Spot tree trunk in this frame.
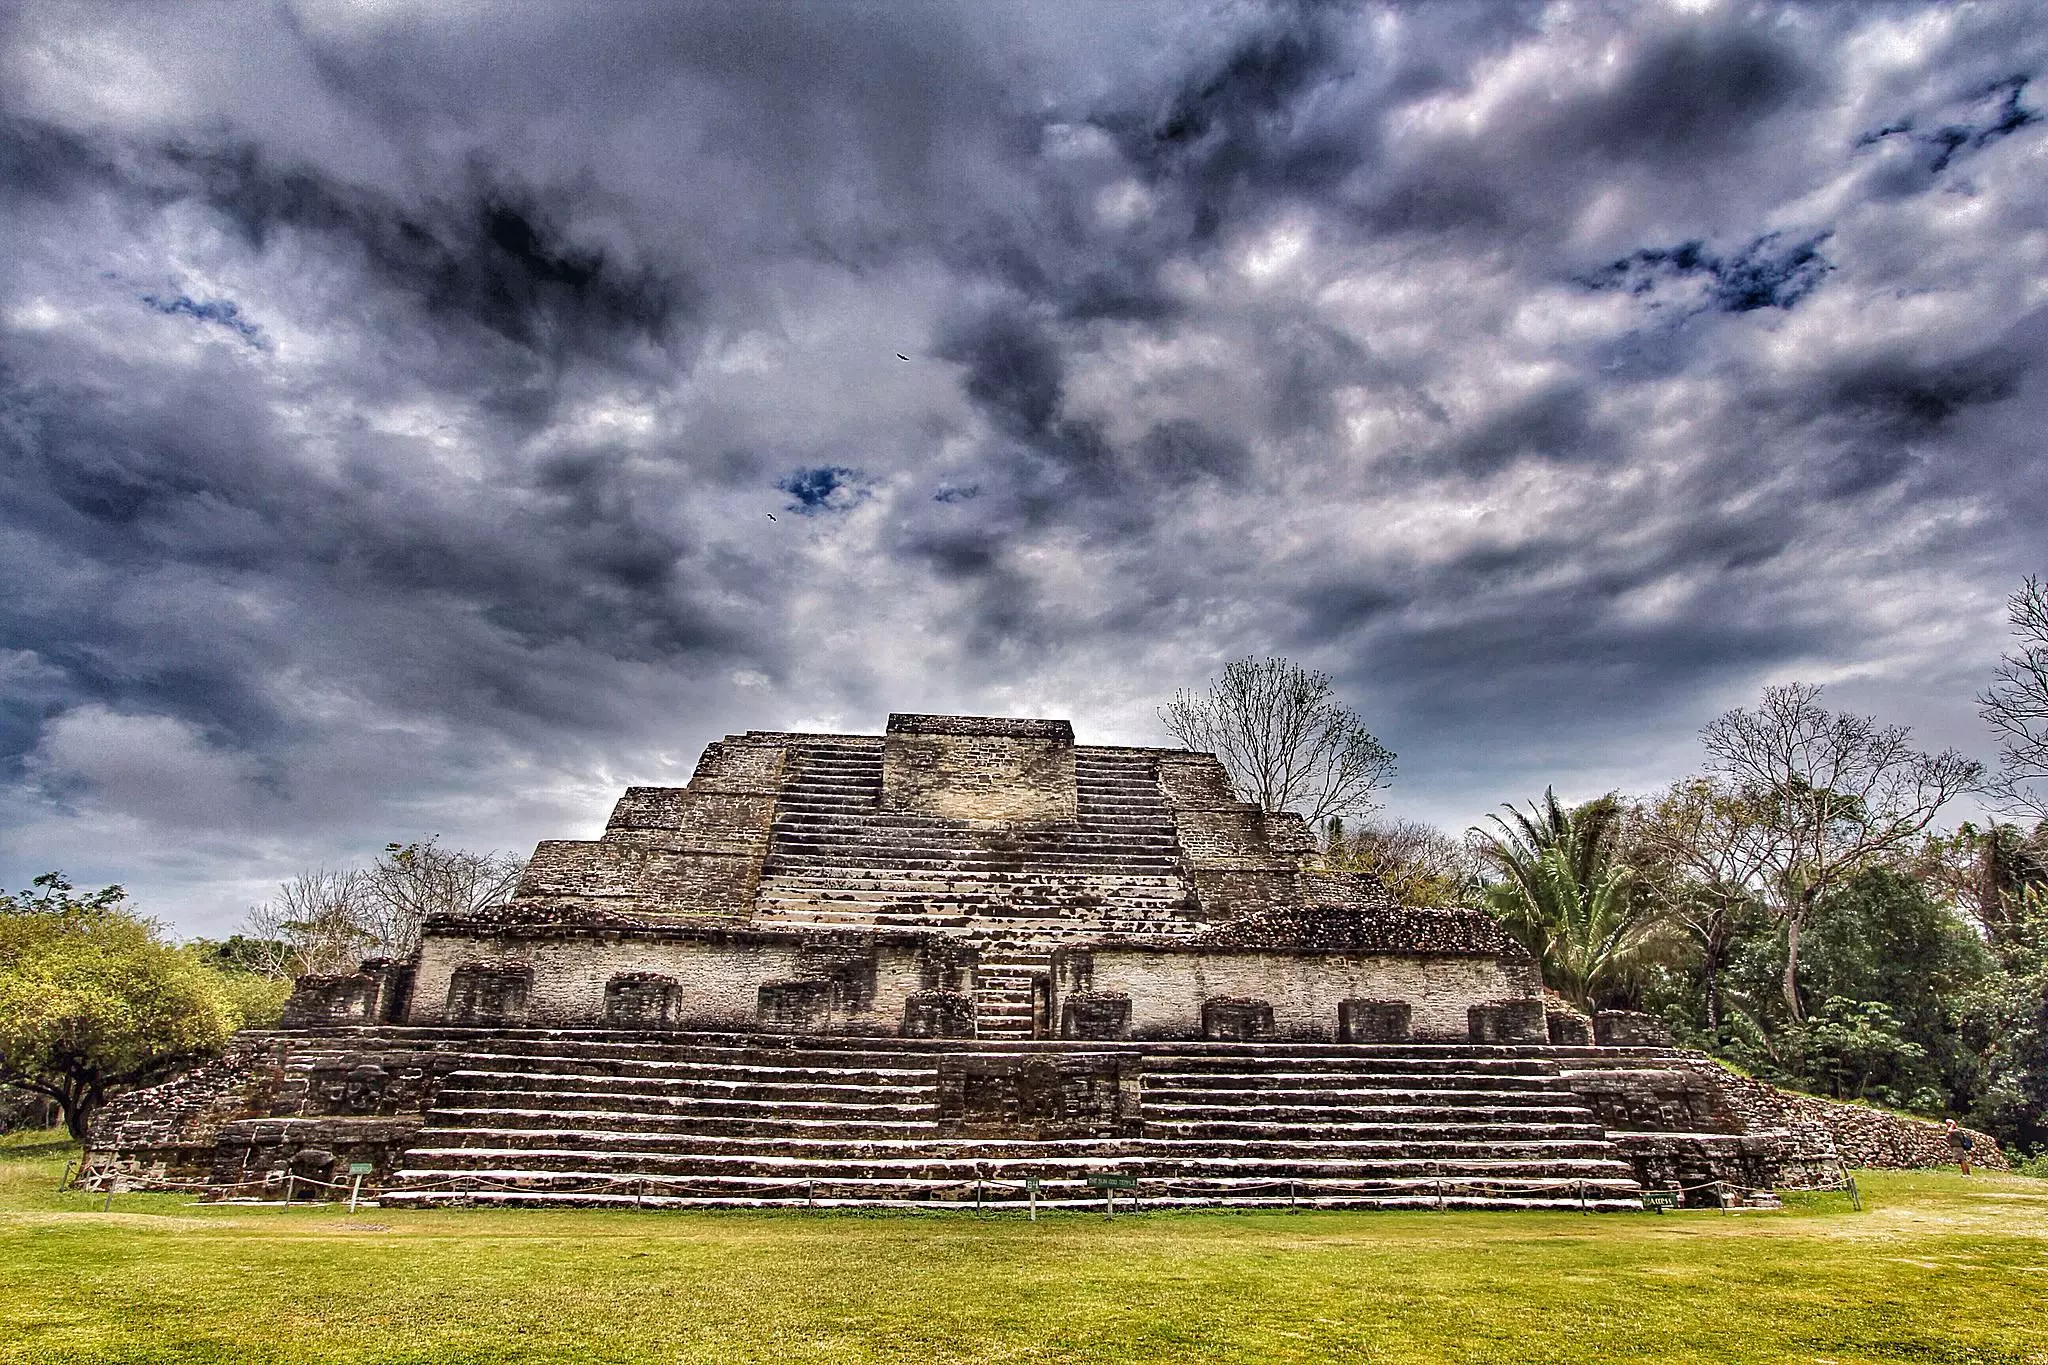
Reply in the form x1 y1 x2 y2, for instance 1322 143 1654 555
1782 914 1804 1022
64 1101 90 1142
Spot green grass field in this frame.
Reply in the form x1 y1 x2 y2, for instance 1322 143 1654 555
2 1130 2042 1364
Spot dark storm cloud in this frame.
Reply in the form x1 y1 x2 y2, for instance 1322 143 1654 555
1547 22 1820 164
1 0 2046 926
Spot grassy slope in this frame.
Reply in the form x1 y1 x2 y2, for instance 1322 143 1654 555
1 1130 2042 1365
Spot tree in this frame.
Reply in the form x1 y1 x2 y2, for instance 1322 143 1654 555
1323 817 1481 908
363 840 524 959
243 868 376 978
1700 684 1981 1020
1908 821 2048 948
0 875 242 1138
1980 575 2048 819
1472 790 1657 1012
1161 656 1395 824
241 840 525 978
1632 779 1781 1033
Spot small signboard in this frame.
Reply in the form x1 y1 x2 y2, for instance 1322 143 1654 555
348 1162 374 1176
1641 1190 1683 1213
1086 1174 1137 1190
1023 1177 1041 1194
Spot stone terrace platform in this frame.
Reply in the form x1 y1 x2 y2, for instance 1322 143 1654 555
87 1025 1833 1212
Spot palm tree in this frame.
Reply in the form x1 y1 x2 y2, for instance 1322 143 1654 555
1473 789 1656 1013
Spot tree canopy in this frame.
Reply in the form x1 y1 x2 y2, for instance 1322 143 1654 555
0 875 248 1138
1161 656 1395 824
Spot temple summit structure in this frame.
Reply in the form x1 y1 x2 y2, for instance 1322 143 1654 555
88 713 1864 1210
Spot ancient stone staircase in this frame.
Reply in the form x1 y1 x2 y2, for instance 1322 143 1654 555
380 1034 1646 1211
753 742 1196 935
972 943 1053 1040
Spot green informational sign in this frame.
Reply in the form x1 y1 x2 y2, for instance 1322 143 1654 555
348 1162 374 1176
1023 1177 1041 1193
1641 1190 1682 1212
1086 1174 1137 1190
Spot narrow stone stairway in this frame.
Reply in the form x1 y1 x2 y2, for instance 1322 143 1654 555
972 943 1054 1040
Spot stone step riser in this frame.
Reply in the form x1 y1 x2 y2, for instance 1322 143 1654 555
408 1132 1628 1161
400 1153 1641 1182
421 1111 1604 1143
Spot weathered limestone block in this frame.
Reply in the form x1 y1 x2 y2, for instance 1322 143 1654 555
901 989 975 1038
1593 1010 1673 1046
757 979 834 1032
881 714 1077 823
1338 998 1411 1043
1060 991 1132 1040
281 958 414 1028
604 972 679 1027
938 1052 1139 1136
446 963 532 1024
207 1116 422 1192
1468 1000 1545 1043
1561 1066 1740 1134
1608 1132 1789 1206
1202 997 1275 1041
1154 753 1238 807
1546 1003 1593 1046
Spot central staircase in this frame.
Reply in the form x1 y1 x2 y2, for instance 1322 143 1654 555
752 742 1197 937
379 1034 1645 1211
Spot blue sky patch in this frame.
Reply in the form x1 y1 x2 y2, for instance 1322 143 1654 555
140 292 265 346
777 465 871 515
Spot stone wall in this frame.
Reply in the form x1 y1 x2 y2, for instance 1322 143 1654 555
87 1032 469 1192
881 714 1077 823
1706 1068 2009 1173
1053 947 1533 1041
408 925 944 1033
509 734 787 916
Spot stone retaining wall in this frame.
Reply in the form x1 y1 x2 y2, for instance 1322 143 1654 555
1684 1062 2006 1173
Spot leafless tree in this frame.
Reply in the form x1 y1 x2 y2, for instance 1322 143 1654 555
1161 656 1396 824
1980 575 2048 820
1700 683 1981 1019
241 841 525 977
363 840 525 959
243 868 374 978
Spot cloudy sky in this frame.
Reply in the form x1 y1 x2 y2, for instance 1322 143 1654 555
2 0 2044 935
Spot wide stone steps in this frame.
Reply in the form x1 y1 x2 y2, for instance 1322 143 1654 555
761 745 1188 901
380 1033 1645 1210
403 1134 1626 1165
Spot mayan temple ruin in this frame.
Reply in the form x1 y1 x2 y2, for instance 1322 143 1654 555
91 713 1861 1209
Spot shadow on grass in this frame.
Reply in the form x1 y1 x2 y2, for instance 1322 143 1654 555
0 1134 79 1160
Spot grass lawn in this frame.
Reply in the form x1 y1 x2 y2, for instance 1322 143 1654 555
2 1130 2043 1364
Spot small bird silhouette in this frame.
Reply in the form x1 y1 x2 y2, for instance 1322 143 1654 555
896 353 910 361
766 513 777 522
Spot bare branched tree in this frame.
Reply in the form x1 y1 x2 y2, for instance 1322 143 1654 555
241 841 525 978
1700 683 1982 1019
243 868 374 978
363 840 525 960
1980 575 2048 819
1160 656 1395 824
